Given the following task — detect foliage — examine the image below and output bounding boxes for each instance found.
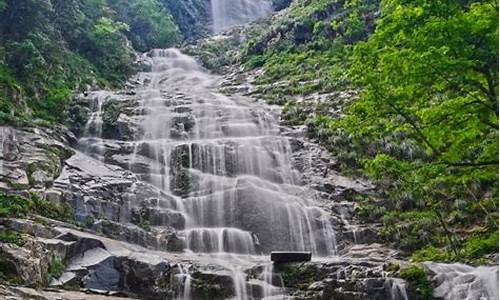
[47,257,65,280]
[29,85,71,122]
[0,0,178,125]
[241,0,378,106]
[107,0,178,51]
[0,193,31,218]
[31,195,74,223]
[461,230,499,260]
[332,0,499,259]
[0,193,74,223]
[412,229,500,264]
[159,0,209,39]
[277,263,326,290]
[0,230,25,247]
[400,265,434,300]
[183,31,247,74]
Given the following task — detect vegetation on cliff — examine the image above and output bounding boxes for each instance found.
[0,0,178,125]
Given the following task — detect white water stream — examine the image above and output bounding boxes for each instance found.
[425,262,499,300]
[79,47,335,298]
[211,0,273,33]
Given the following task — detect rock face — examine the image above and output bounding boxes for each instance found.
[0,126,74,194]
[161,0,210,40]
[0,218,247,300]
[0,285,140,300]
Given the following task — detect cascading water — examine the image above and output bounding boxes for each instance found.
[425,262,499,300]
[80,48,337,298]
[129,48,337,258]
[79,91,109,160]
[211,0,273,33]
[76,0,336,300]
[176,264,192,300]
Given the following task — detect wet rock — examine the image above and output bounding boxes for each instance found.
[2,218,58,239]
[3,226,180,299]
[44,189,64,204]
[424,262,499,300]
[91,219,180,251]
[191,271,235,300]
[83,256,121,291]
[0,126,74,193]
[272,258,410,300]
[29,169,53,188]
[4,169,30,190]
[0,239,51,286]
[0,285,140,300]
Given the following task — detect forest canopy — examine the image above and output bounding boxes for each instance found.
[0,0,178,123]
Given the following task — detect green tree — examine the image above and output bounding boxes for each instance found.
[107,0,178,51]
[333,0,499,257]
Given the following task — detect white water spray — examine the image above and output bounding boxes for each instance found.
[425,262,499,300]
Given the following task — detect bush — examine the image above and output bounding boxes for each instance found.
[461,230,499,260]
[400,265,434,300]
[411,246,455,263]
[30,85,71,123]
[47,257,65,280]
[356,204,387,222]
[0,0,178,126]
[0,193,31,218]
[32,196,74,223]
[0,230,25,247]
[277,264,325,290]
[0,193,74,223]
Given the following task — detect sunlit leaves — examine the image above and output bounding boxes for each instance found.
[335,0,499,256]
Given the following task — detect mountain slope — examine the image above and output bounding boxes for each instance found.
[238,0,499,267]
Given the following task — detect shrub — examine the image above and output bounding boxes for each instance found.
[0,193,74,223]
[0,230,25,247]
[0,193,31,218]
[461,230,499,260]
[47,257,65,280]
[400,265,434,300]
[32,195,74,223]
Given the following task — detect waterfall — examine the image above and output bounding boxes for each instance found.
[385,278,409,300]
[80,91,109,160]
[425,262,499,300]
[211,0,273,33]
[72,47,336,298]
[124,48,337,258]
[77,30,337,300]
[176,264,192,300]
